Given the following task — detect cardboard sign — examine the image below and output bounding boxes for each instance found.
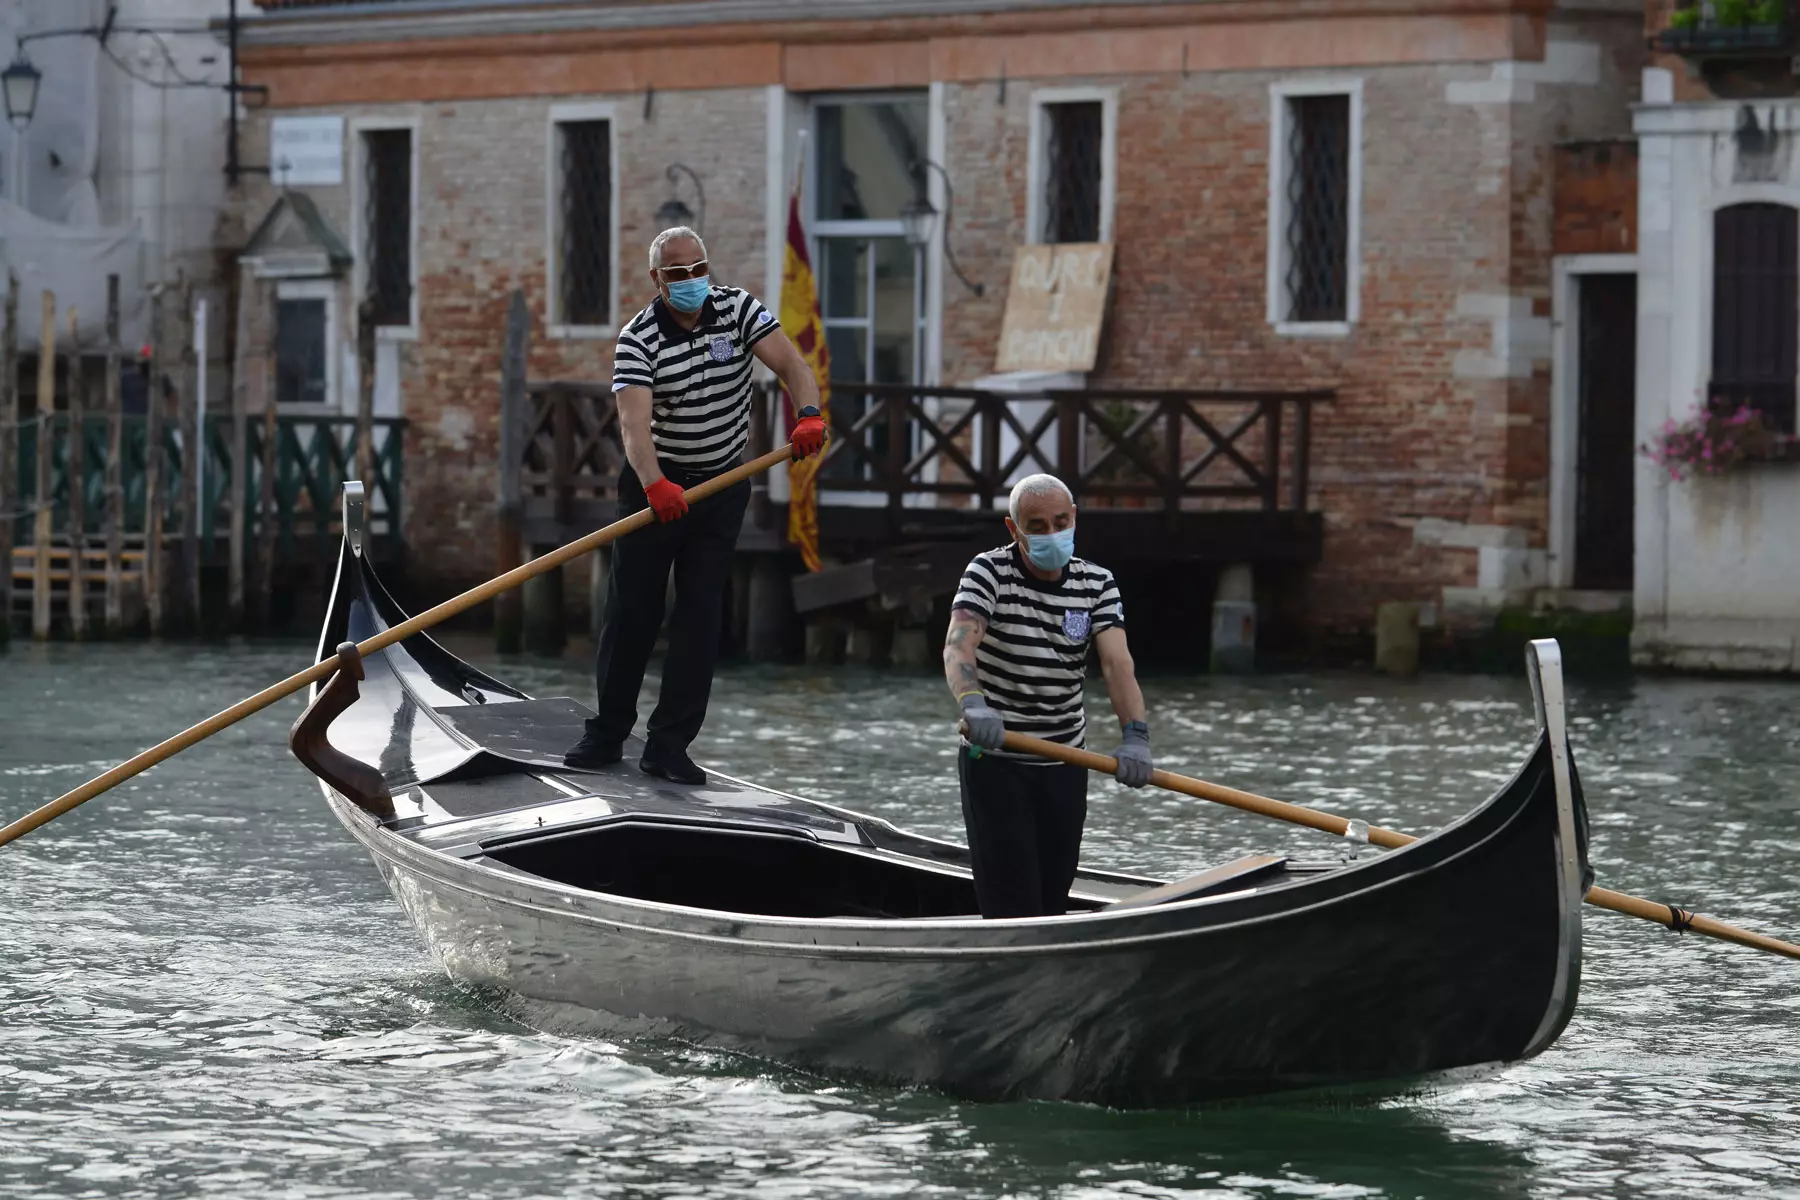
[993,243,1114,374]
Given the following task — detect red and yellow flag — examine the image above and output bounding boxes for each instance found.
[779,188,831,572]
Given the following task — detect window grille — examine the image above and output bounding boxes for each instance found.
[1043,101,1102,244]
[1711,202,1797,434]
[363,129,412,327]
[559,120,613,327]
[1284,94,1349,323]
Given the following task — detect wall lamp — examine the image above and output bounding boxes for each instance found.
[655,162,706,234]
[900,158,984,297]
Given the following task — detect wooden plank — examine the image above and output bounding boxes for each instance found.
[12,568,146,585]
[494,288,527,655]
[791,559,876,614]
[178,279,201,629]
[13,546,148,564]
[228,265,250,627]
[144,288,165,637]
[104,275,124,634]
[0,271,16,644]
[65,307,86,638]
[32,290,54,639]
[257,283,277,627]
[1102,855,1289,912]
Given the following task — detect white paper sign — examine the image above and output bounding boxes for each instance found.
[270,116,344,186]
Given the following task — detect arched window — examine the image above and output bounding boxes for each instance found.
[1711,202,1797,434]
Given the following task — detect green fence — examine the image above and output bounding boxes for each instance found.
[8,413,406,566]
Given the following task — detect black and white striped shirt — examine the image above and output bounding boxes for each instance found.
[952,545,1124,762]
[612,285,779,475]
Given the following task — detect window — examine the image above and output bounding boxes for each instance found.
[549,109,617,333]
[275,299,328,407]
[1267,81,1362,333]
[1043,102,1102,243]
[272,280,338,411]
[1028,90,1116,245]
[1711,202,1797,434]
[810,93,933,484]
[360,126,414,330]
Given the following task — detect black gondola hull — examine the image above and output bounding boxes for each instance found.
[305,492,1588,1107]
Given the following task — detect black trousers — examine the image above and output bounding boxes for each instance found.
[587,461,751,756]
[957,751,1089,919]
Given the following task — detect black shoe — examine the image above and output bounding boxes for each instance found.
[639,747,706,786]
[563,731,623,770]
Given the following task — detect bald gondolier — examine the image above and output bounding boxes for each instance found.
[565,226,826,784]
[942,474,1154,919]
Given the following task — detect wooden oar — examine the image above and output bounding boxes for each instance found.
[985,728,1800,963]
[0,445,796,851]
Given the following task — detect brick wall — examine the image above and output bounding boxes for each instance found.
[229,89,770,595]
[936,12,1642,646]
[1554,140,1638,256]
[225,5,1644,652]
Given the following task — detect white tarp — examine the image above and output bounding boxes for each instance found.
[0,0,148,350]
[0,196,147,351]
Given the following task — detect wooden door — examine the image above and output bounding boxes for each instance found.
[1573,273,1636,592]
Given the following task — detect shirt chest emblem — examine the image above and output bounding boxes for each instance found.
[708,336,734,363]
[1062,608,1091,641]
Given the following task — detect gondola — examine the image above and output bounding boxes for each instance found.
[295,483,1593,1109]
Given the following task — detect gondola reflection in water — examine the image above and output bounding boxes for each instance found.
[297,484,1593,1109]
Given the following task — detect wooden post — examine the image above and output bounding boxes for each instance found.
[228,265,251,628]
[32,290,54,639]
[103,276,123,635]
[257,283,278,628]
[178,280,200,630]
[0,272,16,647]
[65,308,86,639]
[355,297,375,491]
[494,288,527,654]
[144,288,165,637]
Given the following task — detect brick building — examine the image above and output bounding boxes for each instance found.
[225,0,1649,660]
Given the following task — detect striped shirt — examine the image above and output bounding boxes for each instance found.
[952,544,1124,763]
[612,285,780,475]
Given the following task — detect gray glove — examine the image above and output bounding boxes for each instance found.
[1113,721,1152,788]
[960,693,1006,750]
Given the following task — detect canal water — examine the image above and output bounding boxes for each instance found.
[1,637,1796,1198]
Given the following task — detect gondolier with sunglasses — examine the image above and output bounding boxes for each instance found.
[943,473,1153,919]
[565,226,827,785]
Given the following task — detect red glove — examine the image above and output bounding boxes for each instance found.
[644,476,688,522]
[792,408,827,459]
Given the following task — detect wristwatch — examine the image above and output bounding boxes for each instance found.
[798,405,820,419]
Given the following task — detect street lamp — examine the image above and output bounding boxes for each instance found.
[899,194,938,250]
[905,158,984,297]
[655,162,705,233]
[2,56,40,130]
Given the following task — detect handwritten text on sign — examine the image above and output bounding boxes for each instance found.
[994,243,1114,374]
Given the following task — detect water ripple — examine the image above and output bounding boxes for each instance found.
[2,640,1797,1198]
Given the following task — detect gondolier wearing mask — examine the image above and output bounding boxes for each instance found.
[565,226,826,785]
[943,473,1153,919]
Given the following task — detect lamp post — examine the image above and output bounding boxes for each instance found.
[2,55,40,205]
[904,158,984,298]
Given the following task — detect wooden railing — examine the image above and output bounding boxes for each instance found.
[817,383,1329,513]
[512,380,1328,526]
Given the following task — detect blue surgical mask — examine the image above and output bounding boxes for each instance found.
[665,276,711,312]
[1021,527,1075,571]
